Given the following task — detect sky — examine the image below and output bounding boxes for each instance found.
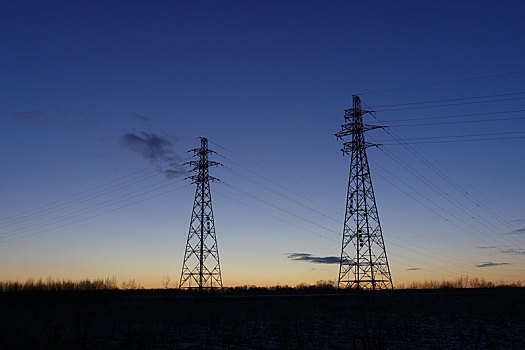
[1,0,525,288]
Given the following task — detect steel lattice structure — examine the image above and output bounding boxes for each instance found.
[335,95,393,290]
[179,137,223,289]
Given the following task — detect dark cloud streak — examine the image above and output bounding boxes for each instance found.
[287,253,344,265]
[506,228,525,235]
[475,262,510,268]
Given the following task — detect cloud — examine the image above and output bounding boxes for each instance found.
[478,246,525,255]
[121,132,186,178]
[506,228,525,235]
[132,113,150,124]
[11,108,96,131]
[122,132,173,161]
[501,248,525,255]
[406,267,422,271]
[11,110,46,123]
[287,253,345,265]
[163,168,186,179]
[476,262,510,268]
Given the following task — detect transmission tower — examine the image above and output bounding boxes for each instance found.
[335,95,393,290]
[179,137,223,290]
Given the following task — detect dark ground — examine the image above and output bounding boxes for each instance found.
[0,288,524,349]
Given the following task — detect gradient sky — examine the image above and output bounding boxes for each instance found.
[1,1,525,288]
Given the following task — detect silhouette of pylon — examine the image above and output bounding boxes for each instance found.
[335,95,393,290]
[179,137,223,289]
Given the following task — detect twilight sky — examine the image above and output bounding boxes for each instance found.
[1,0,525,287]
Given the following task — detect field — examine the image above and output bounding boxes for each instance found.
[0,288,525,349]
[1,287,524,349]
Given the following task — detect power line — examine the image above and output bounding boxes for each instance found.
[375,123,525,236]
[220,147,511,275]
[409,146,523,236]
[374,142,525,261]
[380,108,525,123]
[358,69,525,95]
[217,182,491,278]
[221,181,340,237]
[389,115,525,127]
[210,141,342,207]
[217,153,342,216]
[0,164,158,224]
[380,135,525,145]
[0,178,186,240]
[370,158,520,268]
[0,167,168,229]
[364,105,525,256]
[214,144,503,277]
[374,96,525,112]
[221,164,341,223]
[371,136,525,256]
[369,159,495,247]
[372,91,525,108]
[0,156,190,226]
[388,243,520,279]
[376,131,525,142]
[214,189,338,242]
[386,251,463,279]
[0,183,187,243]
[212,134,523,273]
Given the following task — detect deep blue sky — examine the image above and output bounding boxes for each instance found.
[1,1,524,286]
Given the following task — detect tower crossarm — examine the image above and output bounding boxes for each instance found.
[343,107,374,120]
[341,141,381,155]
[335,124,385,139]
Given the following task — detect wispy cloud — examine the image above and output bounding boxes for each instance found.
[287,253,344,265]
[11,110,46,123]
[501,248,525,255]
[478,246,525,255]
[506,228,525,235]
[476,262,510,268]
[121,131,186,179]
[132,113,150,124]
[406,267,422,271]
[11,108,96,130]
[122,132,172,161]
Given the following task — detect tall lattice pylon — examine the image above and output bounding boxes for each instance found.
[179,137,223,289]
[335,95,393,290]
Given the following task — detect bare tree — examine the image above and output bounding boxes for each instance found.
[161,275,171,289]
[121,279,139,290]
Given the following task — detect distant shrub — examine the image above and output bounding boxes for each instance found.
[0,277,118,293]
[402,276,522,290]
[0,276,522,294]
[121,279,143,290]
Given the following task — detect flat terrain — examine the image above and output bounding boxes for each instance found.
[1,288,524,349]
